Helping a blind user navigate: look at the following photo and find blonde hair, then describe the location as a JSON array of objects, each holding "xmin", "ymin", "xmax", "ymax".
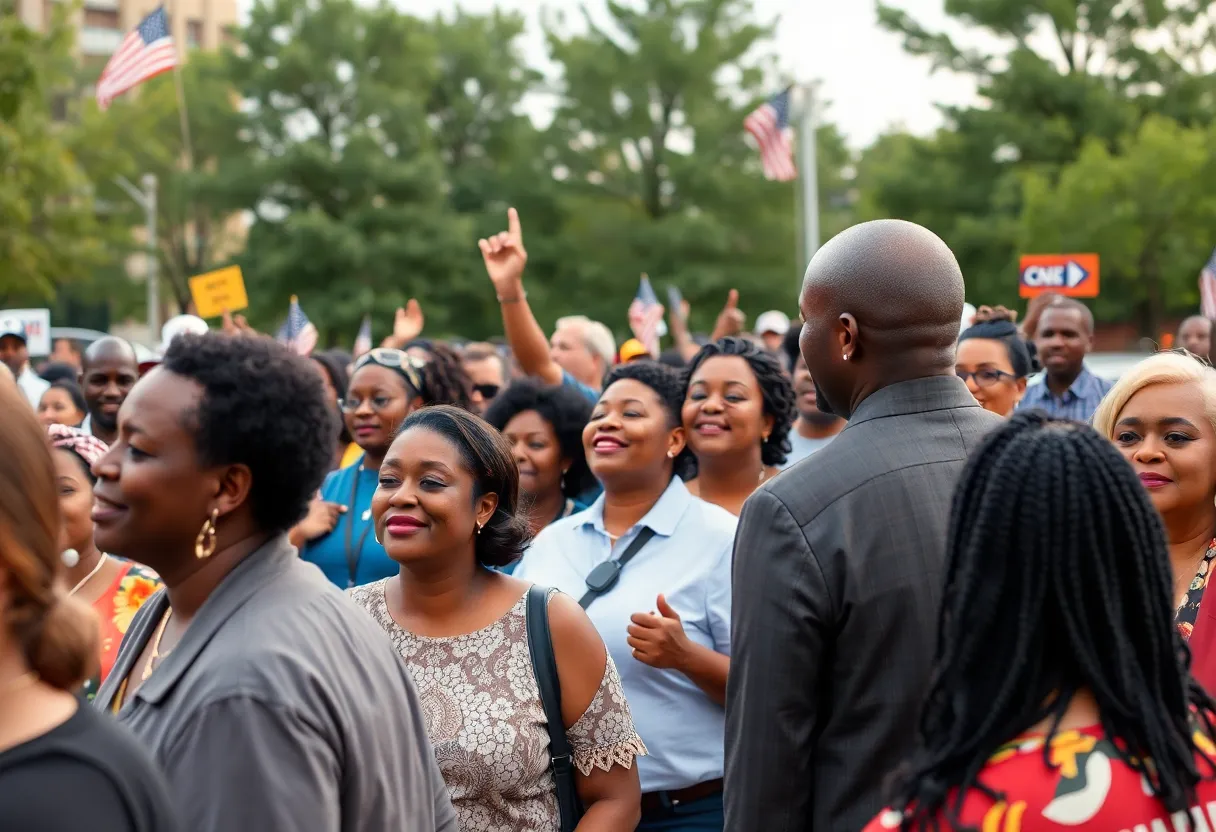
[
  {"xmin": 555, "ymin": 315, "xmax": 616, "ymax": 367},
  {"xmin": 1092, "ymin": 352, "xmax": 1216, "ymax": 439}
]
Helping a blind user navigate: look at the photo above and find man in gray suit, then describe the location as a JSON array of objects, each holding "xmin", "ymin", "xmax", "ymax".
[{"xmin": 724, "ymin": 220, "xmax": 1003, "ymax": 831}]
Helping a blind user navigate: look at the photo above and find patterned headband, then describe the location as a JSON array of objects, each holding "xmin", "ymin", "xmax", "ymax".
[{"xmin": 47, "ymin": 423, "xmax": 110, "ymax": 470}]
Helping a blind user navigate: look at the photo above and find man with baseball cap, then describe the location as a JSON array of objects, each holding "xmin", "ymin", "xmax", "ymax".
[
  {"xmin": 754, "ymin": 309, "xmax": 791, "ymax": 354},
  {"xmin": 0, "ymin": 317, "xmax": 48, "ymax": 407}
]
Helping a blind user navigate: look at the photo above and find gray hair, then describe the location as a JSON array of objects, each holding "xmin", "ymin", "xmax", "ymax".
[{"xmin": 556, "ymin": 315, "xmax": 616, "ymax": 367}]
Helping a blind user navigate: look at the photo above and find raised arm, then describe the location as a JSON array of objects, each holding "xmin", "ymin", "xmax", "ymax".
[
  {"xmin": 725, "ymin": 487, "xmax": 826, "ymax": 832},
  {"xmin": 479, "ymin": 208, "xmax": 563, "ymax": 385}
]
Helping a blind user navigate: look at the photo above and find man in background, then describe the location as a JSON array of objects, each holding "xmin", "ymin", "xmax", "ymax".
[
  {"xmin": 1177, "ymin": 315, "xmax": 1212, "ymax": 361},
  {"xmin": 460, "ymin": 342, "xmax": 507, "ymax": 414},
  {"xmin": 79, "ymin": 336, "xmax": 140, "ymax": 445},
  {"xmin": 49, "ymin": 337, "xmax": 83, "ymax": 370},
  {"xmin": 0, "ymin": 318, "xmax": 48, "ymax": 407},
  {"xmin": 754, "ymin": 309, "xmax": 790, "ymax": 354},
  {"xmin": 1018, "ymin": 297, "xmax": 1112, "ymax": 421}
]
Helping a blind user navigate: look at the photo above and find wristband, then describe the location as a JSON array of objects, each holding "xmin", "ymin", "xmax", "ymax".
[{"xmin": 497, "ymin": 290, "xmax": 527, "ymax": 304}]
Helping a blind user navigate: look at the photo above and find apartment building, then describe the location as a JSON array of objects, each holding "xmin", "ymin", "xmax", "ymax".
[{"xmin": 16, "ymin": 0, "xmax": 238, "ymax": 60}]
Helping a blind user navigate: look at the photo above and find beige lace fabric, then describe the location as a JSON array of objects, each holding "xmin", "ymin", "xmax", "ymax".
[{"xmin": 349, "ymin": 581, "xmax": 646, "ymax": 832}]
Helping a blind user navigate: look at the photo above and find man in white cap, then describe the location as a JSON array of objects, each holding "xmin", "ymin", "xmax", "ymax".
[
  {"xmin": 0, "ymin": 317, "xmax": 49, "ymax": 407},
  {"xmin": 755, "ymin": 309, "xmax": 791, "ymax": 354}
]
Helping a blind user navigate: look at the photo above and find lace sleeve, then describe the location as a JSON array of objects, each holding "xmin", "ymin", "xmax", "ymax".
[{"xmin": 567, "ymin": 654, "xmax": 648, "ymax": 776}]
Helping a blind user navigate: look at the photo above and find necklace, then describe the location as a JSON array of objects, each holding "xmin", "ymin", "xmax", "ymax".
[
  {"xmin": 68, "ymin": 554, "xmax": 109, "ymax": 596},
  {"xmin": 141, "ymin": 609, "xmax": 174, "ymax": 682}
]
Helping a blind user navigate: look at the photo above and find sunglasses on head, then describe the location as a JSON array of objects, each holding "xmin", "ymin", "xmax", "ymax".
[{"xmin": 353, "ymin": 348, "xmax": 425, "ymax": 394}]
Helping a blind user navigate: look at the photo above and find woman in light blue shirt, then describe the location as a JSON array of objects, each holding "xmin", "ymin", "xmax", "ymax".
[
  {"xmin": 292, "ymin": 347, "xmax": 474, "ymax": 587},
  {"xmin": 517, "ymin": 360, "xmax": 735, "ymax": 832}
]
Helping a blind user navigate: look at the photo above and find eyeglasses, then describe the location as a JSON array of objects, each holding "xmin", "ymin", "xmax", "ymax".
[
  {"xmin": 472, "ymin": 383, "xmax": 500, "ymax": 400},
  {"xmin": 338, "ymin": 394, "xmax": 403, "ymax": 413},
  {"xmin": 353, "ymin": 348, "xmax": 425, "ymax": 394},
  {"xmin": 956, "ymin": 368, "xmax": 1016, "ymax": 388}
]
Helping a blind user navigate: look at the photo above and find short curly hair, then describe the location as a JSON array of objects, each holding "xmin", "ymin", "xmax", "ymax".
[
  {"xmin": 601, "ymin": 360, "xmax": 695, "ymax": 481},
  {"xmin": 482, "ymin": 380, "xmax": 595, "ymax": 498},
  {"xmin": 161, "ymin": 333, "xmax": 337, "ymax": 535},
  {"xmin": 419, "ymin": 343, "xmax": 475, "ymax": 412},
  {"xmin": 681, "ymin": 336, "xmax": 796, "ymax": 469},
  {"xmin": 396, "ymin": 405, "xmax": 531, "ymax": 568}
]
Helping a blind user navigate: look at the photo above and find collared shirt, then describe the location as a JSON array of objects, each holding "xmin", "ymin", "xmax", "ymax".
[
  {"xmin": 561, "ymin": 368, "xmax": 600, "ymax": 404},
  {"xmin": 16, "ymin": 366, "xmax": 48, "ymax": 408},
  {"xmin": 300, "ymin": 458, "xmax": 397, "ymax": 589},
  {"xmin": 1017, "ymin": 366, "xmax": 1113, "ymax": 422},
  {"xmin": 516, "ymin": 477, "xmax": 736, "ymax": 792},
  {"xmin": 94, "ymin": 536, "xmax": 457, "ymax": 832}
]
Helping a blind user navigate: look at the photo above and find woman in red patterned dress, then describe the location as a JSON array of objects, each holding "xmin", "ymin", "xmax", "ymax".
[
  {"xmin": 864, "ymin": 413, "xmax": 1216, "ymax": 832},
  {"xmin": 47, "ymin": 425, "xmax": 160, "ymax": 700}
]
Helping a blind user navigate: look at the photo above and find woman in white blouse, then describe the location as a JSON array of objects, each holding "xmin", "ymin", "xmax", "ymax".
[{"xmin": 517, "ymin": 361, "xmax": 736, "ymax": 832}]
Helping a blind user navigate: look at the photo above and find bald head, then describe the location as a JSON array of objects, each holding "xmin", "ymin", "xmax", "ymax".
[
  {"xmin": 80, "ymin": 336, "xmax": 140, "ymax": 440},
  {"xmin": 798, "ymin": 220, "xmax": 965, "ymax": 418},
  {"xmin": 1178, "ymin": 315, "xmax": 1212, "ymax": 359}
]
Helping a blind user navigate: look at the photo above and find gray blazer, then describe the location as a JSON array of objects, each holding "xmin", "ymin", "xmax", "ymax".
[
  {"xmin": 95, "ymin": 536, "xmax": 457, "ymax": 832},
  {"xmin": 724, "ymin": 375, "xmax": 1002, "ymax": 832}
]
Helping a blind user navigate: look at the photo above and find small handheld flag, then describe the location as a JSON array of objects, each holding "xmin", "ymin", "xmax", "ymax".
[
  {"xmin": 353, "ymin": 315, "xmax": 372, "ymax": 357},
  {"xmin": 628, "ymin": 275, "xmax": 666, "ymax": 358},
  {"xmin": 277, "ymin": 296, "xmax": 318, "ymax": 356},
  {"xmin": 1201, "ymin": 248, "xmax": 1216, "ymax": 319},
  {"xmin": 95, "ymin": 7, "xmax": 178, "ymax": 111}
]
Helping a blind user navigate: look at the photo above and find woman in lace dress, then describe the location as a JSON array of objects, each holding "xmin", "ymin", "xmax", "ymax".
[{"xmin": 350, "ymin": 405, "xmax": 646, "ymax": 831}]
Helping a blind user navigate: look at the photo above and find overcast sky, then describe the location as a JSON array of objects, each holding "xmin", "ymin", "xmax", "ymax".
[{"xmin": 240, "ymin": 0, "xmax": 983, "ymax": 148}]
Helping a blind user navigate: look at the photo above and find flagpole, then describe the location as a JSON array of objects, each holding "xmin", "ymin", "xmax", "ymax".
[
  {"xmin": 166, "ymin": 0, "xmax": 194, "ymax": 169},
  {"xmin": 798, "ymin": 82, "xmax": 821, "ymax": 279}
]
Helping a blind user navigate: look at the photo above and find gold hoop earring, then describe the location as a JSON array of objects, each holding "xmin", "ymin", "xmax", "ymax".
[{"xmin": 195, "ymin": 508, "xmax": 219, "ymax": 559}]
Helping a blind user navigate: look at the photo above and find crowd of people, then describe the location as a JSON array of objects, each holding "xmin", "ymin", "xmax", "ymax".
[{"xmin": 4, "ymin": 210, "xmax": 1216, "ymax": 832}]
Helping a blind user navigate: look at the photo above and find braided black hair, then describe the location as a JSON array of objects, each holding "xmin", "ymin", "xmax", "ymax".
[
  {"xmin": 888, "ymin": 411, "xmax": 1216, "ymax": 830},
  {"xmin": 958, "ymin": 307, "xmax": 1040, "ymax": 379},
  {"xmin": 601, "ymin": 360, "xmax": 696, "ymax": 481},
  {"xmin": 418, "ymin": 343, "xmax": 475, "ymax": 412},
  {"xmin": 681, "ymin": 336, "xmax": 796, "ymax": 469}
]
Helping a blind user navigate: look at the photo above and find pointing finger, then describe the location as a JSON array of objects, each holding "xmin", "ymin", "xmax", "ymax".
[
  {"xmin": 507, "ymin": 207, "xmax": 522, "ymax": 244},
  {"xmin": 726, "ymin": 289, "xmax": 739, "ymax": 310}
]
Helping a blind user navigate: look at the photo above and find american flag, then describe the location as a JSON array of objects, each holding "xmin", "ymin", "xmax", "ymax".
[
  {"xmin": 1201, "ymin": 248, "xmax": 1216, "ymax": 319},
  {"xmin": 95, "ymin": 7, "xmax": 179, "ymax": 111},
  {"xmin": 744, "ymin": 89, "xmax": 797, "ymax": 182},
  {"xmin": 353, "ymin": 315, "xmax": 372, "ymax": 357},
  {"xmin": 277, "ymin": 296, "xmax": 318, "ymax": 356},
  {"xmin": 628, "ymin": 275, "xmax": 665, "ymax": 358}
]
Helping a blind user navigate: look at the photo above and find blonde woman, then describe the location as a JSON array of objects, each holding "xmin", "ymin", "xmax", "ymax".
[{"xmin": 1092, "ymin": 351, "xmax": 1216, "ymax": 690}]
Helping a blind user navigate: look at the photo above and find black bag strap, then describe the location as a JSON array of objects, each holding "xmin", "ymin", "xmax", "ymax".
[
  {"xmin": 525, "ymin": 585, "xmax": 582, "ymax": 832},
  {"xmin": 578, "ymin": 527, "xmax": 656, "ymax": 609}
]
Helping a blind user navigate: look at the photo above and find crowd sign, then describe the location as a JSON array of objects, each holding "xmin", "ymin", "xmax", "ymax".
[
  {"xmin": 1018, "ymin": 254, "xmax": 1100, "ymax": 299},
  {"xmin": 189, "ymin": 266, "xmax": 249, "ymax": 319},
  {"xmin": 0, "ymin": 308, "xmax": 51, "ymax": 355}
]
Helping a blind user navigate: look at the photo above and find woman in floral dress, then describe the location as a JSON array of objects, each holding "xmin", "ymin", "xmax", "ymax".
[
  {"xmin": 351, "ymin": 406, "xmax": 646, "ymax": 830},
  {"xmin": 47, "ymin": 425, "xmax": 160, "ymax": 700}
]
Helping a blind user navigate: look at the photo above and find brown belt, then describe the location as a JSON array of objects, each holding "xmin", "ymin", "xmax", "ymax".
[{"xmin": 640, "ymin": 778, "xmax": 723, "ymax": 816}]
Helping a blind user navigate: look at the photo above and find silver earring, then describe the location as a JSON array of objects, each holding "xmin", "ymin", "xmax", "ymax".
[
  {"xmin": 842, "ymin": 353, "xmax": 850, "ymax": 362},
  {"xmin": 61, "ymin": 548, "xmax": 80, "ymax": 568},
  {"xmin": 476, "ymin": 522, "xmax": 484, "ymax": 535},
  {"xmin": 666, "ymin": 450, "xmax": 675, "ymax": 459}
]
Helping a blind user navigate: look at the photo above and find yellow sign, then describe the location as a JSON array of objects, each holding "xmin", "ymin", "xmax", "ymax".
[{"xmin": 188, "ymin": 266, "xmax": 248, "ymax": 319}]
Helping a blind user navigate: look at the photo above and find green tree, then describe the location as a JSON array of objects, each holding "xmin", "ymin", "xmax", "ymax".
[
  {"xmin": 538, "ymin": 0, "xmax": 849, "ymax": 333},
  {"xmin": 861, "ymin": 0, "xmax": 1216, "ymax": 319},
  {"xmin": 0, "ymin": 4, "xmax": 104, "ymax": 305},
  {"xmin": 70, "ymin": 51, "xmax": 248, "ymax": 318},
  {"xmin": 1019, "ymin": 116, "xmax": 1216, "ymax": 336},
  {"xmin": 220, "ymin": 0, "xmax": 473, "ymax": 344}
]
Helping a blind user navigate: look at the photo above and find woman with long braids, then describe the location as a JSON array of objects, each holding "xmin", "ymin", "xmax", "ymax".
[
  {"xmin": 1093, "ymin": 352, "xmax": 1216, "ymax": 689},
  {"xmin": 680, "ymin": 337, "xmax": 795, "ymax": 516},
  {"xmin": 864, "ymin": 412, "xmax": 1216, "ymax": 832},
  {"xmin": 294, "ymin": 345, "xmax": 475, "ymax": 589}
]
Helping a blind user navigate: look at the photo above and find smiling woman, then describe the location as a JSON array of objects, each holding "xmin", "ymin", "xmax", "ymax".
[
  {"xmin": 350, "ymin": 405, "xmax": 645, "ymax": 830},
  {"xmin": 1093, "ymin": 352, "xmax": 1216, "ymax": 650}
]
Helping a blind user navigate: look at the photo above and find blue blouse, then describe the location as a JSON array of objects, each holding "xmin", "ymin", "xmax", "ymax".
[{"xmin": 299, "ymin": 459, "xmax": 398, "ymax": 589}]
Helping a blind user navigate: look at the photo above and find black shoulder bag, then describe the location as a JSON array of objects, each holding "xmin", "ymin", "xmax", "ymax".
[{"xmin": 526, "ymin": 585, "xmax": 582, "ymax": 832}]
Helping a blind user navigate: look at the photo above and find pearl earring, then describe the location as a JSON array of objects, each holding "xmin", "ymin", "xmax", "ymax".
[
  {"xmin": 842, "ymin": 353, "xmax": 850, "ymax": 362},
  {"xmin": 666, "ymin": 450, "xmax": 675, "ymax": 459},
  {"xmin": 61, "ymin": 549, "xmax": 80, "ymax": 568}
]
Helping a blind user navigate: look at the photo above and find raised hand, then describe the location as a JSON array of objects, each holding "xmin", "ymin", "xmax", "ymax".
[
  {"xmin": 710, "ymin": 289, "xmax": 746, "ymax": 341},
  {"xmin": 478, "ymin": 207, "xmax": 528, "ymax": 292},
  {"xmin": 393, "ymin": 299, "xmax": 424, "ymax": 344}
]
